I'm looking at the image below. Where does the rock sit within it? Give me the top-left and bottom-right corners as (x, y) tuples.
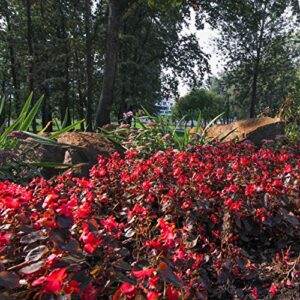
(192, 117), (285, 146)
(38, 132), (124, 178)
(102, 124), (119, 131)
(17, 137), (66, 179)
(39, 144), (66, 178)
(58, 131), (123, 157)
(64, 163), (91, 178)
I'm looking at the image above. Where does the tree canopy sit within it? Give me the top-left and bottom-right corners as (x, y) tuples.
(173, 88), (223, 125)
(0, 0), (299, 129)
(0, 0), (209, 128)
(206, 0), (300, 117)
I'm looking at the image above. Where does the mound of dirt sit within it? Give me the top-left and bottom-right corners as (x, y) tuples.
(192, 117), (285, 146)
(40, 132), (124, 178)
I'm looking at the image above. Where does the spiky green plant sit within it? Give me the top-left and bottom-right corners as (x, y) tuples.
(100, 107), (229, 155)
(0, 94), (83, 182)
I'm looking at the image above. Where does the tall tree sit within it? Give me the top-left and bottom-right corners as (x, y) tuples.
(57, 2), (71, 126)
(84, 0), (93, 130)
(2, 2), (20, 111)
(173, 88), (222, 126)
(95, 0), (209, 127)
(1, 0), (262, 129)
(207, 0), (299, 117)
(114, 2), (209, 116)
(25, 0), (37, 130)
(95, 0), (129, 128)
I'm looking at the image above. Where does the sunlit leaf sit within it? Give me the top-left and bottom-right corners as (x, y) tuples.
(20, 231), (47, 244)
(25, 246), (48, 263)
(19, 260), (45, 275)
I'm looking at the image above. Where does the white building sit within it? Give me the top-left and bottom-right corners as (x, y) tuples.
(155, 98), (175, 116)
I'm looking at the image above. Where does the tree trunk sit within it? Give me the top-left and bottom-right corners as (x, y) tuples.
(58, 3), (71, 126)
(8, 95), (12, 126)
(249, 3), (267, 118)
(118, 98), (127, 124)
(41, 85), (53, 132)
(26, 0), (36, 131)
(249, 57), (260, 118)
(226, 96), (230, 124)
(62, 53), (71, 125)
(39, 1), (52, 132)
(41, 104), (53, 132)
(5, 11), (20, 113)
(74, 49), (85, 131)
(191, 119), (194, 128)
(1, 77), (5, 95)
(0, 78), (6, 125)
(78, 85), (85, 131)
(95, 0), (126, 128)
(118, 31), (130, 124)
(85, 0), (93, 131)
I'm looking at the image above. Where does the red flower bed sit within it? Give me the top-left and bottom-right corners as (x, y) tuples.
(0, 142), (299, 299)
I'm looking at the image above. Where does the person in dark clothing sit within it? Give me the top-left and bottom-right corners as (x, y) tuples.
(119, 105), (134, 126)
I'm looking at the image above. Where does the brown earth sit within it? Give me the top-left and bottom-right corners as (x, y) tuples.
(191, 117), (285, 146)
(39, 132), (124, 178)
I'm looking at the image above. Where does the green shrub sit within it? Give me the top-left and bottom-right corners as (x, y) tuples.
(284, 97), (300, 142)
(101, 108), (227, 157)
(0, 94), (83, 182)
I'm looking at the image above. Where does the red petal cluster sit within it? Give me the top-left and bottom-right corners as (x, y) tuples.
(0, 142), (299, 298)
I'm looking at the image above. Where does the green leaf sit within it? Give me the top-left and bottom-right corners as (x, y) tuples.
(183, 128), (190, 149)
(17, 93), (34, 127)
(53, 118), (61, 131)
(219, 127), (237, 142)
(0, 117), (22, 146)
(172, 115), (186, 136)
(141, 106), (155, 121)
(61, 109), (69, 129)
(0, 96), (5, 115)
(18, 95), (44, 131)
(195, 112), (202, 135)
(31, 162), (72, 168)
(18, 93), (33, 119)
(0, 93), (35, 146)
(22, 131), (69, 147)
(99, 128), (127, 144)
(49, 119), (84, 140)
(202, 112), (225, 137)
(173, 133), (183, 150)
(134, 117), (147, 129)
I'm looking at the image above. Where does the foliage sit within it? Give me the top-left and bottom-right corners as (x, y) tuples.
(283, 70), (300, 142)
(0, 0), (209, 128)
(205, 0), (299, 117)
(102, 109), (225, 155)
(172, 88), (223, 125)
(206, 76), (239, 122)
(0, 94), (44, 181)
(0, 142), (299, 298)
(0, 94), (83, 182)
